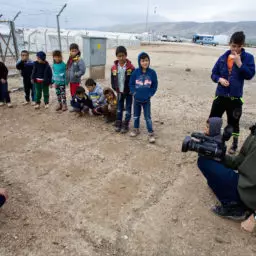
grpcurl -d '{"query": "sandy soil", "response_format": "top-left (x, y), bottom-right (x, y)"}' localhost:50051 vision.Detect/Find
top-left (1, 44), bottom-right (256, 256)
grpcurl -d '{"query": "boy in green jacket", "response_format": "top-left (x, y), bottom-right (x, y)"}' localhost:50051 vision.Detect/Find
top-left (52, 50), bottom-right (67, 111)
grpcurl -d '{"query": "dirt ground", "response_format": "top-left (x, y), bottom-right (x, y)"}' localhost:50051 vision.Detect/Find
top-left (1, 44), bottom-right (256, 256)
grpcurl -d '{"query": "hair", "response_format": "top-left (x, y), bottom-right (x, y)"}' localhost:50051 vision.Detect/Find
top-left (230, 31), bottom-right (245, 45)
top-left (70, 43), bottom-right (79, 50)
top-left (85, 78), bottom-right (96, 87)
top-left (21, 50), bottom-right (29, 55)
top-left (139, 53), bottom-right (149, 60)
top-left (52, 50), bottom-right (62, 57)
top-left (116, 46), bottom-right (127, 56)
top-left (104, 88), bottom-right (114, 96)
top-left (76, 86), bottom-right (85, 95)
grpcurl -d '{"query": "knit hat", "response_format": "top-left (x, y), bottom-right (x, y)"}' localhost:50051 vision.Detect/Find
top-left (36, 51), bottom-right (46, 61)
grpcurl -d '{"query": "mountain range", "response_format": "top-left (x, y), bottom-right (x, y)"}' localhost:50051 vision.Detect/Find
top-left (98, 21), bottom-right (256, 42)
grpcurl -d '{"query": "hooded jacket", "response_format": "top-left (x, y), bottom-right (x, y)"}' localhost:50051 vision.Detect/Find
top-left (224, 130), bottom-right (256, 210)
top-left (111, 59), bottom-right (135, 94)
top-left (208, 117), bottom-right (223, 141)
top-left (103, 87), bottom-right (117, 112)
top-left (129, 52), bottom-right (158, 102)
top-left (66, 53), bottom-right (86, 83)
top-left (211, 49), bottom-right (255, 98)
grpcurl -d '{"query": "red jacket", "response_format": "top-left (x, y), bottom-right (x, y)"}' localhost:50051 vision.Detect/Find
top-left (111, 59), bottom-right (135, 94)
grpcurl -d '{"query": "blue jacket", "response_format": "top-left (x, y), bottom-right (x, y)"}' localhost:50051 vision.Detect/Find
top-left (211, 49), bottom-right (255, 98)
top-left (71, 94), bottom-right (94, 110)
top-left (88, 83), bottom-right (106, 107)
top-left (129, 52), bottom-right (158, 102)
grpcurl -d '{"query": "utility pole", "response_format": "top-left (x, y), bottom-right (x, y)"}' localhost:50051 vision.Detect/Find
top-left (145, 0), bottom-right (150, 32)
top-left (57, 3), bottom-right (67, 51)
top-left (10, 11), bottom-right (21, 61)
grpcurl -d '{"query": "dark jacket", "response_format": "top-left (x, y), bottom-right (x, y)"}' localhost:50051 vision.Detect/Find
top-left (211, 49), bottom-right (255, 98)
top-left (71, 94), bottom-right (94, 110)
top-left (0, 194), bottom-right (6, 208)
top-left (0, 62), bottom-right (8, 80)
top-left (111, 59), bottom-right (135, 94)
top-left (31, 61), bottom-right (52, 86)
top-left (224, 130), bottom-right (256, 210)
top-left (129, 52), bottom-right (158, 102)
top-left (16, 59), bottom-right (34, 81)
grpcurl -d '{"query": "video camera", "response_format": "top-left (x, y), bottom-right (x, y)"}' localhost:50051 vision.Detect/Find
top-left (181, 125), bottom-right (233, 160)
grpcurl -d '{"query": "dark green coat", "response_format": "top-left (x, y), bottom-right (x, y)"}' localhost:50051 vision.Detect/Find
top-left (224, 134), bottom-right (256, 210)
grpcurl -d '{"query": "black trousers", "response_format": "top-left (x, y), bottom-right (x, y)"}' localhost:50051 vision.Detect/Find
top-left (209, 96), bottom-right (243, 137)
top-left (23, 78), bottom-right (35, 102)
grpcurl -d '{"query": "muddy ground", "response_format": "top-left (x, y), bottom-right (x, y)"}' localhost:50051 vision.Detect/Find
top-left (1, 44), bottom-right (256, 256)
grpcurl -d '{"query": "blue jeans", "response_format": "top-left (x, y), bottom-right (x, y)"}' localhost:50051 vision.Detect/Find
top-left (117, 93), bottom-right (133, 122)
top-left (0, 82), bottom-right (11, 103)
top-left (134, 100), bottom-right (153, 133)
top-left (197, 156), bottom-right (242, 205)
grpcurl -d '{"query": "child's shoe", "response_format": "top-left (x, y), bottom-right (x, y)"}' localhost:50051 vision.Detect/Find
top-left (35, 104), bottom-right (40, 110)
top-left (31, 102), bottom-right (36, 106)
top-left (0, 102), bottom-right (4, 106)
top-left (115, 120), bottom-right (122, 132)
top-left (121, 121), bottom-right (129, 134)
top-left (22, 101), bottom-right (29, 106)
top-left (130, 128), bottom-right (140, 137)
top-left (148, 133), bottom-right (156, 144)
top-left (55, 103), bottom-right (62, 111)
top-left (62, 104), bottom-right (68, 112)
top-left (7, 103), bottom-right (13, 108)
top-left (45, 104), bottom-right (49, 109)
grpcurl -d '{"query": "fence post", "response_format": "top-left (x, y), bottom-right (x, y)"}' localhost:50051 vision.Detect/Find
top-left (9, 21), bottom-right (19, 61)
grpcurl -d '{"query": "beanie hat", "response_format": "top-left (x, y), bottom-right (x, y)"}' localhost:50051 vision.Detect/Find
top-left (36, 51), bottom-right (46, 61)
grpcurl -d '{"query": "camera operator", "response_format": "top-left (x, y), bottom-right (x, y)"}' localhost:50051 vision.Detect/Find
top-left (0, 188), bottom-right (8, 208)
top-left (197, 119), bottom-right (256, 231)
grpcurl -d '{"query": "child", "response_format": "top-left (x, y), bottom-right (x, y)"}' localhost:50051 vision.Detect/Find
top-left (66, 43), bottom-right (86, 97)
top-left (85, 78), bottom-right (105, 112)
top-left (52, 50), bottom-right (67, 111)
top-left (111, 46), bottom-right (135, 133)
top-left (96, 87), bottom-right (117, 123)
top-left (31, 51), bottom-right (52, 109)
top-left (16, 50), bottom-right (35, 105)
top-left (210, 31), bottom-right (255, 154)
top-left (71, 86), bottom-right (94, 115)
top-left (129, 52), bottom-right (158, 143)
top-left (0, 62), bottom-right (12, 108)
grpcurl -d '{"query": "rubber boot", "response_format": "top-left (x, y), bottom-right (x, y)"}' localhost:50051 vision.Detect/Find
top-left (121, 120), bottom-right (129, 134)
top-left (115, 120), bottom-right (122, 132)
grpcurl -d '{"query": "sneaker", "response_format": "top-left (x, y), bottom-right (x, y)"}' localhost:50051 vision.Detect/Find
top-left (0, 102), bottom-right (4, 106)
top-left (211, 204), bottom-right (247, 221)
top-left (62, 104), bottom-right (68, 112)
top-left (31, 102), bottom-right (36, 106)
top-left (7, 103), bottom-right (13, 108)
top-left (22, 101), bottom-right (29, 106)
top-left (56, 103), bottom-right (62, 111)
top-left (130, 129), bottom-right (140, 137)
top-left (148, 133), bottom-right (156, 144)
top-left (34, 104), bottom-right (40, 110)
top-left (45, 104), bottom-right (49, 109)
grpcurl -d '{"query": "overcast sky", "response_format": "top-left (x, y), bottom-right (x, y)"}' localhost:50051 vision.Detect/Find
top-left (1, 0), bottom-right (256, 29)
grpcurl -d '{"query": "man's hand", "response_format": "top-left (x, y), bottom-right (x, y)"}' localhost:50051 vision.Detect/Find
top-left (0, 79), bottom-right (7, 84)
top-left (233, 52), bottom-right (242, 68)
top-left (218, 78), bottom-right (230, 87)
top-left (0, 188), bottom-right (8, 200)
top-left (241, 214), bottom-right (255, 233)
